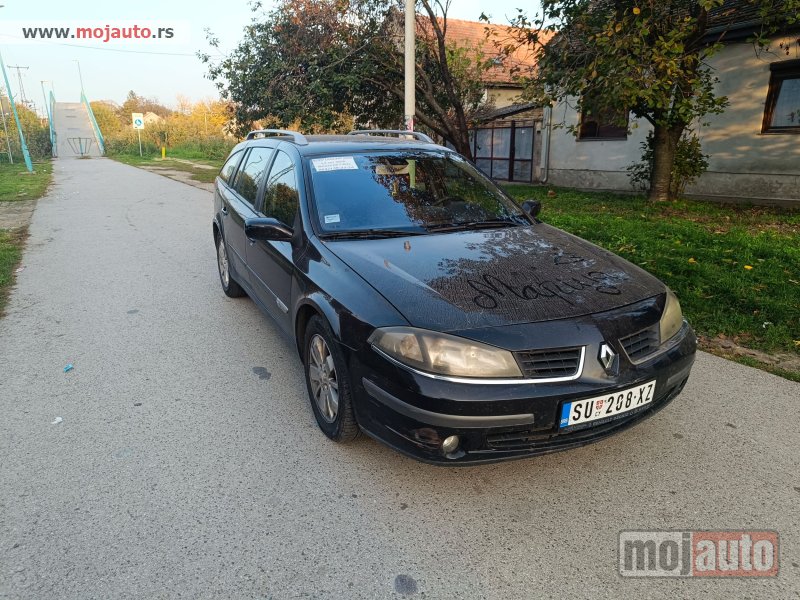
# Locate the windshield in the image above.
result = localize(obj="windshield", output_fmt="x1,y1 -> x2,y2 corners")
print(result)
307,151 -> 529,235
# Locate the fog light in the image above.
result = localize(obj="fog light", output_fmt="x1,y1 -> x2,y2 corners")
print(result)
441,435 -> 460,454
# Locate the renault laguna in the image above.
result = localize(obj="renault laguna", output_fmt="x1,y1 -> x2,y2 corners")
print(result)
212,129 -> 696,464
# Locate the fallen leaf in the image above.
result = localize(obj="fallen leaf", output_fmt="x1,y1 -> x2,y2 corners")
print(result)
688,258 -> 697,264
744,265 -> 753,270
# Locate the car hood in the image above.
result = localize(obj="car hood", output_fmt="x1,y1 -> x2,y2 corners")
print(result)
324,224 -> 665,331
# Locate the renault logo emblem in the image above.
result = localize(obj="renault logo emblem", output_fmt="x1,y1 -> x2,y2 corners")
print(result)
599,343 -> 617,372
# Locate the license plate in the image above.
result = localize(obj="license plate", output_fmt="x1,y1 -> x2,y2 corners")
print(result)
559,380 -> 656,429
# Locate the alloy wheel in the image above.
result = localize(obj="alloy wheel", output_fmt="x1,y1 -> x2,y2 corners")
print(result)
217,238 -> 230,288
308,334 -> 339,423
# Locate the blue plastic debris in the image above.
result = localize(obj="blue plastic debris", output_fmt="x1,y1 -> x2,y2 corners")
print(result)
64,364 -> 74,373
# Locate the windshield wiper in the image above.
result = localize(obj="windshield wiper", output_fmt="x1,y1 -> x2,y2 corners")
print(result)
320,229 -> 425,240
426,219 -> 521,233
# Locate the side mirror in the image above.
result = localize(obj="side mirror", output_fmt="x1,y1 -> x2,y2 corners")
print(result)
521,199 -> 542,218
245,217 -> 293,242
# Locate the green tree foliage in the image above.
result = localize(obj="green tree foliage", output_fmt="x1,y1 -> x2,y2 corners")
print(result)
103,95 -> 236,161
119,90 -> 172,120
505,0 -> 800,200
201,0 -> 496,158
90,101 -> 125,137
0,95 -> 51,162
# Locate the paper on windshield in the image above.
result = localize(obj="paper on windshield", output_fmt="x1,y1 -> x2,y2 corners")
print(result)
311,156 -> 359,172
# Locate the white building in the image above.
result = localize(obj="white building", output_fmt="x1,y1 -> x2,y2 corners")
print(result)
539,11 -> 800,203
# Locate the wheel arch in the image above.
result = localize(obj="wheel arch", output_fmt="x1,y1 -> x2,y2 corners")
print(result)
294,295 -> 341,361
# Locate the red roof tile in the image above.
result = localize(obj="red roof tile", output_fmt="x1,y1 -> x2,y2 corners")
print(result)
420,17 -> 546,86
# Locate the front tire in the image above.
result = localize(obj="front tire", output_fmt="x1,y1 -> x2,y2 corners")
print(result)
216,231 -> 246,298
303,316 -> 360,442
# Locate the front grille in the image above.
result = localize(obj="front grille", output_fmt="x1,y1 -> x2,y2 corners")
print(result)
486,429 -> 552,450
514,347 -> 582,379
620,326 -> 660,362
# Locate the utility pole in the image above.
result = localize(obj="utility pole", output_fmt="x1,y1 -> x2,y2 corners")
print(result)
41,80 -> 54,156
0,50 -> 33,171
0,5 -> 10,163
40,80 -> 50,121
404,0 -> 415,132
7,65 -> 29,107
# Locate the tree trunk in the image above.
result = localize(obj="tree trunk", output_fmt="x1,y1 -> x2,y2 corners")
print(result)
648,124 -> 684,202
452,128 -> 473,160
418,1 -> 473,161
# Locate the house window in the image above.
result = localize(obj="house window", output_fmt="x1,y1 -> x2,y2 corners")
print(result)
578,99 -> 628,140
470,120 -> 535,182
762,59 -> 800,134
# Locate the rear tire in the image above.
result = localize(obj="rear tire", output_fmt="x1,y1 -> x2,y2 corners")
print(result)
303,315 -> 360,442
216,231 -> 246,298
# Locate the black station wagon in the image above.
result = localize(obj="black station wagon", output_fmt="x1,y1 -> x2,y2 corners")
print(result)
212,129 -> 696,464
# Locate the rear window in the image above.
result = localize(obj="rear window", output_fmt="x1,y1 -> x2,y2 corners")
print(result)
307,151 -> 526,233
219,150 -> 243,184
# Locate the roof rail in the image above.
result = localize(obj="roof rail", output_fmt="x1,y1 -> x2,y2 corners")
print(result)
245,129 -> 309,145
347,130 -> 434,144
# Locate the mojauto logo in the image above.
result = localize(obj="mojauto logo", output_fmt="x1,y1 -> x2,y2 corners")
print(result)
619,530 -> 778,577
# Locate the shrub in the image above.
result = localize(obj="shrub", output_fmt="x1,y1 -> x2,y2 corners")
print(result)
104,130 -> 160,156
0,101 -> 52,163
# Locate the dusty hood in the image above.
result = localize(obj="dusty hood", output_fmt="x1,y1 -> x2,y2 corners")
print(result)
325,224 -> 665,331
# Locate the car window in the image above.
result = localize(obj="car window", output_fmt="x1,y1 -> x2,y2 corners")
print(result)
307,151 -> 527,233
219,150 -> 244,184
233,147 -> 273,205
263,150 -> 300,226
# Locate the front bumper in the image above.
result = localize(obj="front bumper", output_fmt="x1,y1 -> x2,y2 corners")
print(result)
350,322 -> 696,465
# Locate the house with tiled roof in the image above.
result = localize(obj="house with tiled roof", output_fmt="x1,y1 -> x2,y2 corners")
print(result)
541,2 -> 800,203
439,18 -> 541,106
429,17 -> 550,183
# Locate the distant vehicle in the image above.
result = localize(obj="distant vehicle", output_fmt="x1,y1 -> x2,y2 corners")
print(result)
212,129 -> 696,464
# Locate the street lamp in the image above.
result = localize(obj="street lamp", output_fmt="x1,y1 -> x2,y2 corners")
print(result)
40,80 -> 50,119
73,59 -> 84,93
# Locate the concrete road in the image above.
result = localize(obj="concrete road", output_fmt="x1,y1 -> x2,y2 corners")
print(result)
1,158 -> 798,599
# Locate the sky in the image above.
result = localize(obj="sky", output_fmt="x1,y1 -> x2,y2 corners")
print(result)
0,0 -> 538,113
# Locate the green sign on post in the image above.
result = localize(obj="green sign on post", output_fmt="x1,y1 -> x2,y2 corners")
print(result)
132,112 -> 144,157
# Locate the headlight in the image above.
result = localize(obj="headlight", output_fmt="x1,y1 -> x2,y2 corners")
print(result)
659,289 -> 683,343
368,327 -> 522,378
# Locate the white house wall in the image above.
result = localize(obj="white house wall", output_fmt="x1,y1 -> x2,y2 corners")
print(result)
690,37 -> 800,201
545,99 -> 651,191
544,36 -> 800,203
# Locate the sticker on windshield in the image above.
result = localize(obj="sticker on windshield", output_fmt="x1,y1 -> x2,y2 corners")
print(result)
311,156 -> 358,172
324,214 -> 341,224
